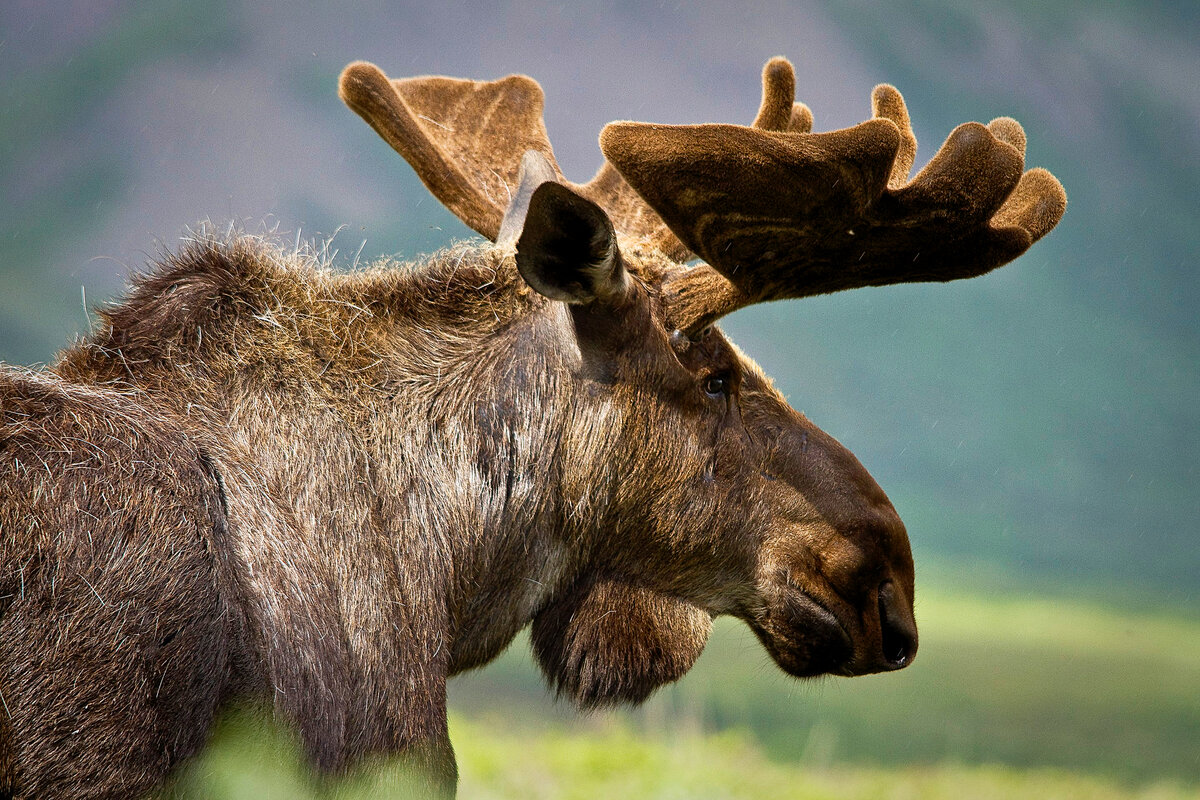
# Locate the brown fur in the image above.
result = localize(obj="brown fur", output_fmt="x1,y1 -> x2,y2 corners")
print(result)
0,53 -> 1066,798
0,227 -> 916,797
0,369 -> 240,797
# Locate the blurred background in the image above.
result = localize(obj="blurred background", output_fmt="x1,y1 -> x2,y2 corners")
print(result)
2,1 -> 1197,797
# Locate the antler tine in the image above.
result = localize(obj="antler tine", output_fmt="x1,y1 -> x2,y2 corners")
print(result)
753,56 -> 813,134
602,67 -> 1066,333
340,59 -> 824,262
340,60 -> 693,257
339,61 -> 562,241
752,57 -> 795,131
871,84 -> 917,187
576,56 -> 823,262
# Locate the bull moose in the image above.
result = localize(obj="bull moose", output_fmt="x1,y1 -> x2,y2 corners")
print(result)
0,57 -> 1064,798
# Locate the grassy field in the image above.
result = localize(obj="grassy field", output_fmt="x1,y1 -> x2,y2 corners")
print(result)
167,585 -> 1200,798
172,712 -> 1199,800
449,586 -> 1200,785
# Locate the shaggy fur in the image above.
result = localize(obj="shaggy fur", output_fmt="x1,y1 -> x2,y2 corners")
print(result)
0,229 -> 915,797
0,54 -> 1065,798
0,370 -> 239,797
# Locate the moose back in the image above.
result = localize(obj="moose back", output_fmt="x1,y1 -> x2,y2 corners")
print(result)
0,58 -> 1064,798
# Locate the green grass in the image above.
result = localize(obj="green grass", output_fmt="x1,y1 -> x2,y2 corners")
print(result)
449,586 -> 1200,784
453,718 -> 1199,800
166,585 -> 1200,797
171,710 -> 1199,799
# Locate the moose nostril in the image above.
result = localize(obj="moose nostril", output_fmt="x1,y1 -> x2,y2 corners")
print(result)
877,581 -> 916,669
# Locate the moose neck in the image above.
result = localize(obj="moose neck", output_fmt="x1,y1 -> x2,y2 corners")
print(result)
52,234 -> 623,675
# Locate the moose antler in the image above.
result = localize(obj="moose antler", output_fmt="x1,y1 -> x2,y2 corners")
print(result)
338,61 -> 689,258
342,58 -> 1065,334
339,62 -> 560,241
601,59 -> 1066,332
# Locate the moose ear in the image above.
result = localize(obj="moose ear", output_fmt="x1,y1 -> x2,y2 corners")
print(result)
531,577 -> 712,709
514,181 -> 629,304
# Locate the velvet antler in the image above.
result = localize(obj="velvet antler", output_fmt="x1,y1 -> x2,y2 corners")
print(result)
602,59 -> 1066,332
339,62 -> 559,241
339,61 -> 688,257
341,58 -> 1064,334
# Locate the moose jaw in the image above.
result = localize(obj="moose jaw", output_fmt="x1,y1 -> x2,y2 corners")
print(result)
0,57 -> 1064,798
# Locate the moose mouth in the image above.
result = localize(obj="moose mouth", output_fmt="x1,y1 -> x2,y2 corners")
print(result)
748,589 -> 855,678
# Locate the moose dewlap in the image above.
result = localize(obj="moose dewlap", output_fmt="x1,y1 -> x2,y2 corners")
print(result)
0,57 -> 1064,798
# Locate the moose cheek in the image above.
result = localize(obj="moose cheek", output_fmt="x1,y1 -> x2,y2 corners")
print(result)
757,590 -> 854,678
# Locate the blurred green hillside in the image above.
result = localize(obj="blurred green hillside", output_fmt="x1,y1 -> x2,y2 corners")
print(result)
174,715 -> 1200,800
803,0 -> 1200,595
1,1 -> 1194,599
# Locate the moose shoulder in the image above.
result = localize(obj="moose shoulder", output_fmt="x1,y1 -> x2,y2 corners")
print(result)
0,58 -> 1064,798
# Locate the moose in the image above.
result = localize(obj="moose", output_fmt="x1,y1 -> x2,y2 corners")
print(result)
0,57 -> 1064,798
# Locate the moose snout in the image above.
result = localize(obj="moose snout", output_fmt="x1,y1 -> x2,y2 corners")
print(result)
874,580 -> 917,671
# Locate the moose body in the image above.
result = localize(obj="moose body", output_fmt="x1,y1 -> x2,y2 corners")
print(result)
0,58 -> 1063,798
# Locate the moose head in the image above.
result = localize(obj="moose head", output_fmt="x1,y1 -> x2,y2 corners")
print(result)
338,57 -> 1065,705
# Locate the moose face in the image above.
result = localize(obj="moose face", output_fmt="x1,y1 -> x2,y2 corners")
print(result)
634,320 -> 918,680
514,179 -> 916,694
735,372 -> 917,677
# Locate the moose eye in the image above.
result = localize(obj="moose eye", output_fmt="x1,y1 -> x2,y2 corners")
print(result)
702,374 -> 729,399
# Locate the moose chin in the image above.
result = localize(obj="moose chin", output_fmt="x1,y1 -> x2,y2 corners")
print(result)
0,57 -> 1063,798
